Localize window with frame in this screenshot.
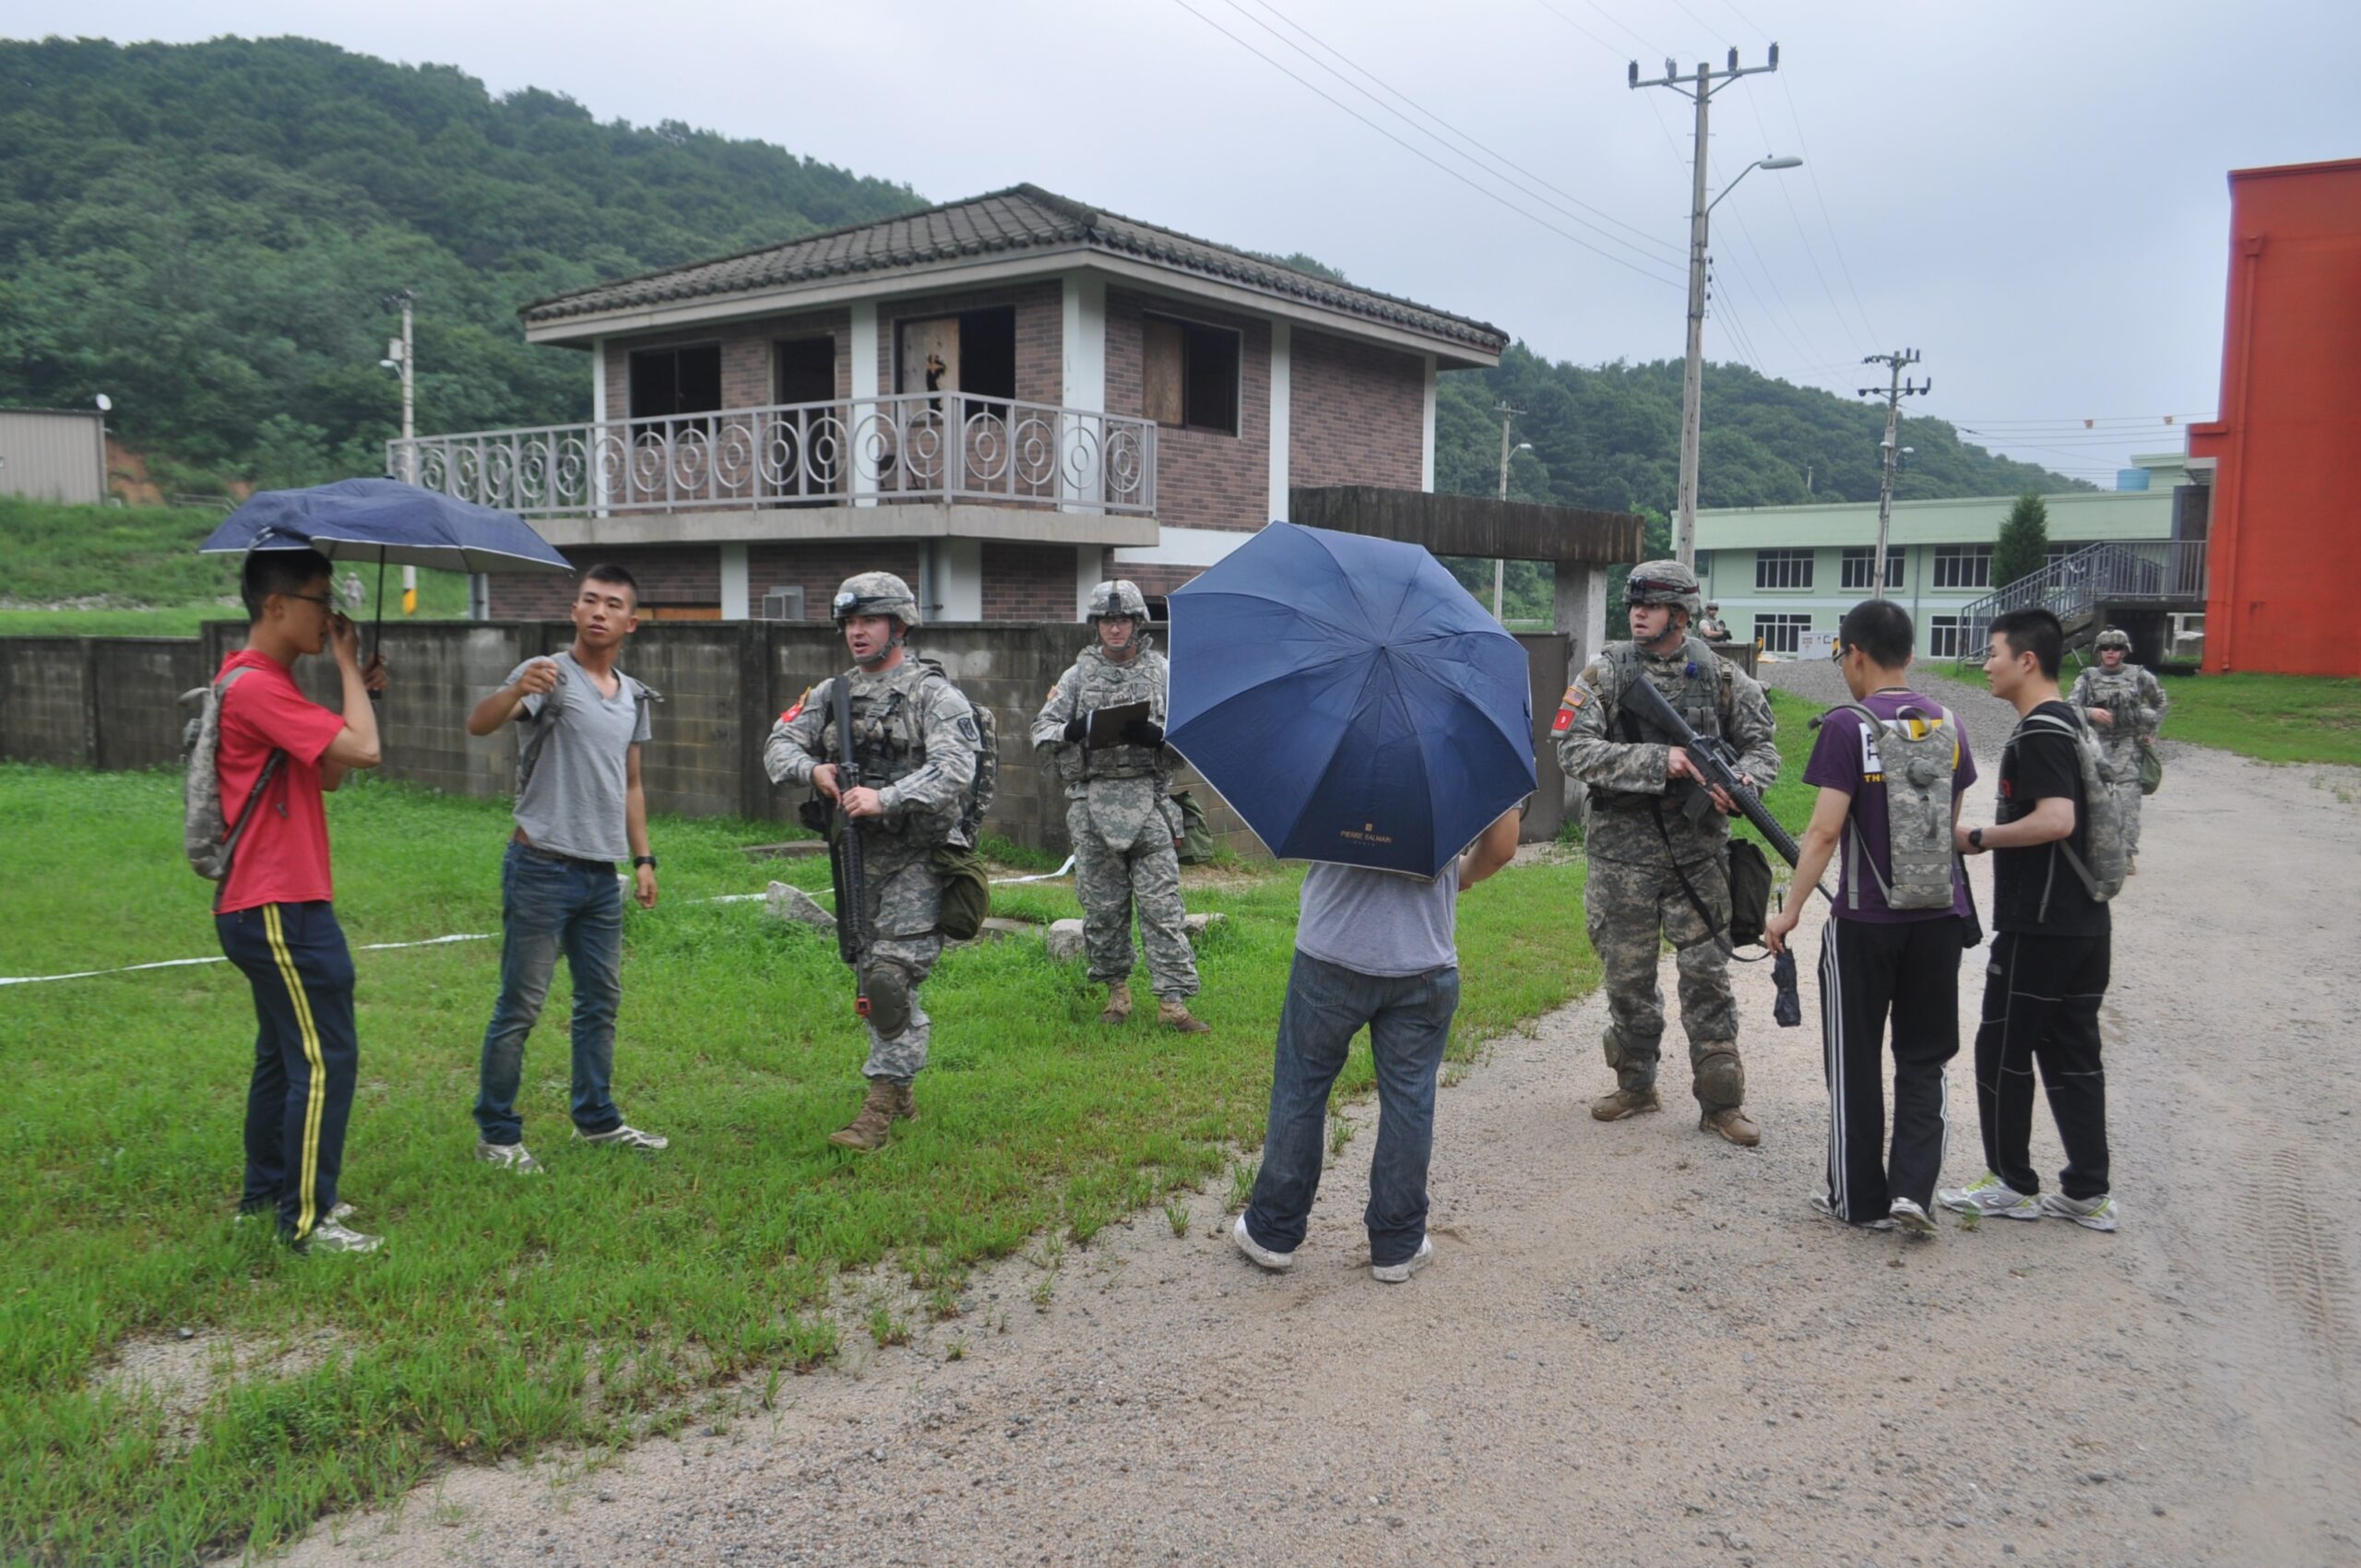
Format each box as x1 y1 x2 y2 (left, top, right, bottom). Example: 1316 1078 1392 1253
1755 548 1814 590
1754 613 1811 654
1928 615 1968 659
1931 544 1994 589
1143 315 1241 435
1840 546 1905 591
628 343 722 422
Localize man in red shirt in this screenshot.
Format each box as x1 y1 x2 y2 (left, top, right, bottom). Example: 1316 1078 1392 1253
215 548 387 1253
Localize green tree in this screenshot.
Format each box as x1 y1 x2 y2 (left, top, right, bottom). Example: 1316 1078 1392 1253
1992 492 2051 588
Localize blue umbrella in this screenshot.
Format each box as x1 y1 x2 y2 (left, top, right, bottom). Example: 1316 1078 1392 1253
1165 521 1535 877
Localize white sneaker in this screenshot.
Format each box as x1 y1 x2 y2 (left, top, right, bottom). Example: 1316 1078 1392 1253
236 1200 354 1225
1809 1193 1895 1231
576 1124 668 1152
1890 1197 1939 1237
1231 1214 1294 1272
301 1218 381 1254
1936 1172 2042 1220
2038 1192 2119 1232
1370 1235 1434 1284
475 1140 543 1174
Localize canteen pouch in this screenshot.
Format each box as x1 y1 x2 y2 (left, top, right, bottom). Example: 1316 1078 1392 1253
2137 736 2164 797
798 793 831 834
931 843 992 941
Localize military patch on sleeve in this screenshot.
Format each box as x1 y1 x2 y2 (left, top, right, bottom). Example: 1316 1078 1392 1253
1047 682 1062 704
1551 683 1587 734
955 715 981 746
779 684 813 725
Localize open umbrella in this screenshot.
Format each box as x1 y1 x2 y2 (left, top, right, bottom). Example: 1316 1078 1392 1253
1165 521 1535 877
199 476 574 648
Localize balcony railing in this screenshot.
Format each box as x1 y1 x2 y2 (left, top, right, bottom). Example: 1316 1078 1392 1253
387 392 1157 518
1952 540 2210 661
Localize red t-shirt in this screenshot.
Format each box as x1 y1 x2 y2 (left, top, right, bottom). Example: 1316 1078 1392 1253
213 650 350 913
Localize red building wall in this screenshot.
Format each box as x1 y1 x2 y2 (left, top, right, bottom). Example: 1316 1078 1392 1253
2190 158 2361 676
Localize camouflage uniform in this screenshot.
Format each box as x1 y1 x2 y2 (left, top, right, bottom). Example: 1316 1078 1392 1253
1554 565 1779 1134
2069 633 2166 860
1033 634 1199 1003
765 603 978 1087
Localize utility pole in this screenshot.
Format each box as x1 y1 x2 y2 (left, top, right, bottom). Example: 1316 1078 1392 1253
1631 44 1783 566
386 289 419 612
1493 402 1525 621
1858 349 1929 600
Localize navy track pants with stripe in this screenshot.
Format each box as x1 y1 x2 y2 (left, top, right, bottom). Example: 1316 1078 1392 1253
1817 914 1963 1223
217 901 358 1244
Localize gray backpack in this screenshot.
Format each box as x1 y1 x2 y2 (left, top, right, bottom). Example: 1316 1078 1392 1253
1824 702 1961 912
181 668 283 882
2007 708 2129 903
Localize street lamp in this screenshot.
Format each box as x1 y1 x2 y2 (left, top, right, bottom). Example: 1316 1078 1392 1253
1493 440 1533 621
1671 154 1800 564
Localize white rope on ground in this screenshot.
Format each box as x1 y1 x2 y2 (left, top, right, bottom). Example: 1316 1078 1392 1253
2 861 1079 987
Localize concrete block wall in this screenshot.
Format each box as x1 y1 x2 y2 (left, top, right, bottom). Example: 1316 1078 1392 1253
1 638 97 767
92 639 210 771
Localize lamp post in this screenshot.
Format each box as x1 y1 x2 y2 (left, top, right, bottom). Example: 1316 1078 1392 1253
1494 417 1532 622
381 289 419 612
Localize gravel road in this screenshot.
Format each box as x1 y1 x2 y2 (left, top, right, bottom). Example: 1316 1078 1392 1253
266 664 2361 1568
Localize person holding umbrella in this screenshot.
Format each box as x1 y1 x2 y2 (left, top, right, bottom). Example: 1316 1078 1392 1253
1555 560 1780 1146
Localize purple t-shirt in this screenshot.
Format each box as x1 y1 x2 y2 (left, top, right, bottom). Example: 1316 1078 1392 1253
1803 690 1977 923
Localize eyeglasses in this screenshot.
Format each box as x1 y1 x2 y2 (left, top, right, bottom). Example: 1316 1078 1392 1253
1828 641 1847 663
282 592 337 611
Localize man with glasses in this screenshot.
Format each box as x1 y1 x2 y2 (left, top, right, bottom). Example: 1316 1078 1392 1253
1554 560 1780 1146
213 548 388 1253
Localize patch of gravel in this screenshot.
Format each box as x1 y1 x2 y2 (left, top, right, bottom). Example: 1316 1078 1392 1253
255 737 2360 1568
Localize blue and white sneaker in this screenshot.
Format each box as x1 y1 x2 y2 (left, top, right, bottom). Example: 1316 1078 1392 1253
2038 1192 2119 1232
576 1124 668 1153
1889 1197 1939 1237
1936 1172 2042 1220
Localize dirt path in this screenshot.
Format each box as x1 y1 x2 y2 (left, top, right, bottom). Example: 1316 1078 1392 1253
270 714 2361 1568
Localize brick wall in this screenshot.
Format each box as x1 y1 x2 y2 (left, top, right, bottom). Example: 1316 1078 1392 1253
488 547 722 618
601 306 854 418
1287 327 1426 493
748 541 924 622
1112 563 1204 600
1105 288 1272 533
982 542 1086 622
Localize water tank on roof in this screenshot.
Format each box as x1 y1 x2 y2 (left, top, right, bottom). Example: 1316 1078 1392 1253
2116 468 2151 491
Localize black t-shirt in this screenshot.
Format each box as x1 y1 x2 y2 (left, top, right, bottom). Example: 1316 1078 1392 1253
1992 699 2110 936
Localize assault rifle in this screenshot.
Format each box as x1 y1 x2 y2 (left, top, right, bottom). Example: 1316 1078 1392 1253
1617 669 1803 868
828 678 872 1022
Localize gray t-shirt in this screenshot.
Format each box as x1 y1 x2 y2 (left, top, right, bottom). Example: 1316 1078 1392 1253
1294 859 1462 978
508 652 653 862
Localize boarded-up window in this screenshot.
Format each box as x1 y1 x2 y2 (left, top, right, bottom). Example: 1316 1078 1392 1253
1142 315 1240 435
628 343 722 420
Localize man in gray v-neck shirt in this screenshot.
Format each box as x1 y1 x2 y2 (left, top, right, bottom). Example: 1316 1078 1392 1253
462 564 668 1172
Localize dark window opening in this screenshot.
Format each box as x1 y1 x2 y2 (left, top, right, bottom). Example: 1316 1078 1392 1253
628 343 722 422
1143 315 1240 435
957 309 1015 405
774 336 836 406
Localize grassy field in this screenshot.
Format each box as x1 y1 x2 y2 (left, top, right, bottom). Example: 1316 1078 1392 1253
0 765 1605 1567
0 497 474 636
2156 671 2361 767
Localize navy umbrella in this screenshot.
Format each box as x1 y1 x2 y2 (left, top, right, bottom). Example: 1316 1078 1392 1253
200 477 573 650
1165 521 1535 877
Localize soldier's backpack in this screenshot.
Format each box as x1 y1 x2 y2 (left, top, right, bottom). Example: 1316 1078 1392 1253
1169 788 1217 865
1820 702 1962 912
2005 708 2129 903
913 657 998 844
180 668 283 882
913 658 998 939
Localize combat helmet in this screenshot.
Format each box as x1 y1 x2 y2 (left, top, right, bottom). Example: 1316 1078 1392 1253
1624 559 1703 619
2094 626 2132 652
1086 578 1149 623
832 571 921 630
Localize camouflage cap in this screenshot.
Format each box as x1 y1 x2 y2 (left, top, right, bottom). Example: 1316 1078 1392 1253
2095 626 2132 651
1086 579 1149 622
832 571 921 629
1624 559 1703 617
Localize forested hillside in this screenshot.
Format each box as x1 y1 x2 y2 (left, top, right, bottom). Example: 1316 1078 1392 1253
0 36 919 482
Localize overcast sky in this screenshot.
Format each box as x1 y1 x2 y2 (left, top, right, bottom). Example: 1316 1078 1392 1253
12 0 2355 481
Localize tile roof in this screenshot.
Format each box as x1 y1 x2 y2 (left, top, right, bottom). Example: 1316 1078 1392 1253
519 184 1506 353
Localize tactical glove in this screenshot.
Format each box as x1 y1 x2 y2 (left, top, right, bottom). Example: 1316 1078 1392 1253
1121 719 1165 747
1063 711 1091 742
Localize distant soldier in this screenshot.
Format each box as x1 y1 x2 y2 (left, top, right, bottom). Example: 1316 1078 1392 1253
1032 580 1208 1032
764 573 979 1151
1554 560 1781 1146
2069 627 2167 871
1697 601 1730 642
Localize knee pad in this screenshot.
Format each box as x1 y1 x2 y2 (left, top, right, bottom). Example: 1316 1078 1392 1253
1693 1046 1745 1110
861 962 913 1039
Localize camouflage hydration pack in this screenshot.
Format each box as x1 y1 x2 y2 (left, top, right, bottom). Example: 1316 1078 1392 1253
914 658 998 845
2006 708 2129 903
1821 703 1961 912
180 668 283 882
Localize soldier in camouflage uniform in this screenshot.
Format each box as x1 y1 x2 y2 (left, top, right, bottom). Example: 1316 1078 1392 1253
764 573 980 1151
2069 626 2167 870
1553 560 1781 1146
1032 581 1208 1033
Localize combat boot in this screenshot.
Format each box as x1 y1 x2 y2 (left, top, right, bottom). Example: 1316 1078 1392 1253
890 1082 919 1123
1590 1087 1661 1122
1702 1108 1762 1147
1158 998 1211 1034
828 1081 899 1152
1097 981 1133 1025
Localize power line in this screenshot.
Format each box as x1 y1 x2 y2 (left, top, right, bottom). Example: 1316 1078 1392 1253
1164 0 1685 287
1777 70 1883 350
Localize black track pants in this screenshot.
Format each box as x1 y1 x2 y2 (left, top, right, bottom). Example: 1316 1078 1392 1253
1817 914 1964 1222
1973 930 2111 1201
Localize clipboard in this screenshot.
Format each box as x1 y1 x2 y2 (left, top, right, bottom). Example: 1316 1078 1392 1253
1086 700 1152 747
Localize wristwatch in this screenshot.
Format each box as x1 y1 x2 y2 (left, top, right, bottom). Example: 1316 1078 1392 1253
1967 829 1984 851
632 855 658 869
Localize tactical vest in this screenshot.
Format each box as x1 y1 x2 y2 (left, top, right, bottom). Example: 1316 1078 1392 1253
1062 643 1170 784
1590 636 1726 812
2081 668 2149 744
819 661 937 789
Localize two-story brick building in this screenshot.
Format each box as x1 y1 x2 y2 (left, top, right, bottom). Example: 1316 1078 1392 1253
397 185 1506 621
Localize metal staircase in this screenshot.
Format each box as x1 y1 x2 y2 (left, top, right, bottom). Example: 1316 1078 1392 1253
1953 540 2208 665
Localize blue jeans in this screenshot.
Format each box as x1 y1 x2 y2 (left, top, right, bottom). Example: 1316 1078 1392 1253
1244 950 1461 1267
474 841 625 1144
